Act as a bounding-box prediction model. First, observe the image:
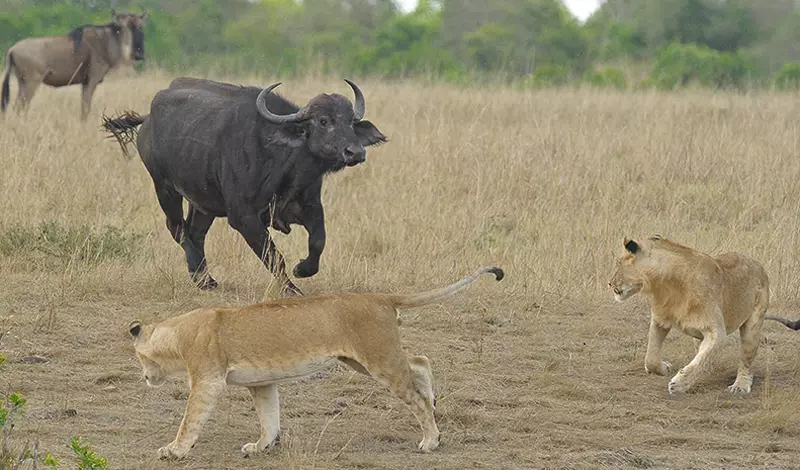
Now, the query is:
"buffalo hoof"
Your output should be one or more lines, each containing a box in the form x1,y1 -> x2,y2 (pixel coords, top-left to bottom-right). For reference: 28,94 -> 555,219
293,259 -> 319,278
192,273 -> 218,291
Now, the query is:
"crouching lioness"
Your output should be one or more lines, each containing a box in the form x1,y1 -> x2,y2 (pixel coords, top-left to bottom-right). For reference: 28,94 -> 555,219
129,266 -> 504,460
608,235 -> 784,395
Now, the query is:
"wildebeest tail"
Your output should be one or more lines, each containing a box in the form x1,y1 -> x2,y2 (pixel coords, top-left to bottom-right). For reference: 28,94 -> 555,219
101,111 -> 146,158
765,313 -> 800,330
389,266 -> 504,310
2,52 -> 13,113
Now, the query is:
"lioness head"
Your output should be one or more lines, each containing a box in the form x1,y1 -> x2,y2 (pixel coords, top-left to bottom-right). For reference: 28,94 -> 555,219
608,236 -> 662,302
128,320 -> 167,387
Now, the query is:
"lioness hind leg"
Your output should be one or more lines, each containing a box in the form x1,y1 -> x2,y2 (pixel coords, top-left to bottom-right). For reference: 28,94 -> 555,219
729,306 -> 766,394
367,354 -> 439,452
242,384 -> 280,456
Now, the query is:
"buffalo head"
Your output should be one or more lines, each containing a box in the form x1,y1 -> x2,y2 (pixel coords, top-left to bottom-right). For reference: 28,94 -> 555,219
256,80 -> 386,168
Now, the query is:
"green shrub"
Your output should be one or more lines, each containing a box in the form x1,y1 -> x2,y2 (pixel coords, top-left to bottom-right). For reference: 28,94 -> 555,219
773,63 -> 800,90
516,65 -> 570,88
651,42 -> 752,90
585,67 -> 628,89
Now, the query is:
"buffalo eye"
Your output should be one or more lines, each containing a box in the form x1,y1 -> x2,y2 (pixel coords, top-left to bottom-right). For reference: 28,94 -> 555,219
319,117 -> 329,126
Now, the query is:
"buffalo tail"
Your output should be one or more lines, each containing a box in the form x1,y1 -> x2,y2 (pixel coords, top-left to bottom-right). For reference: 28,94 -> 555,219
101,111 -> 146,158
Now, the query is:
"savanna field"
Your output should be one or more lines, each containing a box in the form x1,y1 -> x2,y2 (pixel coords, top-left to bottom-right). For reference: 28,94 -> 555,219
2,70 -> 800,469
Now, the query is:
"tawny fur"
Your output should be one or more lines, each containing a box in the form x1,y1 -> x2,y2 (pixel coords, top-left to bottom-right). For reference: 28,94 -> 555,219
129,266 -> 503,460
608,235 -> 770,395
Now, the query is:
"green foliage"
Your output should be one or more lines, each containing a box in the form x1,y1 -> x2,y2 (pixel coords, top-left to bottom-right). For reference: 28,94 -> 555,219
585,67 -> 628,89
2,0 -> 800,89
651,42 -> 752,89
71,437 -> 109,470
0,354 -> 5,367
773,63 -> 800,90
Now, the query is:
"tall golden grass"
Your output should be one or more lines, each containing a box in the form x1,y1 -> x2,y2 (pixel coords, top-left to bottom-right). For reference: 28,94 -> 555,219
1,70 -> 800,468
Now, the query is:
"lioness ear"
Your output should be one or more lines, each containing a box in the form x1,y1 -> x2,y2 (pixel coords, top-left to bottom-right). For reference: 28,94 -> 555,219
624,238 -> 640,254
129,320 -> 142,338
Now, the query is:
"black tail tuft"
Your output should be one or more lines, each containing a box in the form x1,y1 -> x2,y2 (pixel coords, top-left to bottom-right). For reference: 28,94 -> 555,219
2,53 -> 12,113
489,267 -> 504,281
101,111 -> 145,158
765,314 -> 800,331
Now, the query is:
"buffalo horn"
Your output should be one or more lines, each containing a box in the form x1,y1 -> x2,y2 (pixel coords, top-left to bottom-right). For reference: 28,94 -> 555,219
256,83 -> 309,124
344,79 -> 365,121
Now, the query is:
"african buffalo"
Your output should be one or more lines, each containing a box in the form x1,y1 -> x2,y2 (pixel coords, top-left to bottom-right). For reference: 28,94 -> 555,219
102,78 -> 386,295
2,10 -> 147,120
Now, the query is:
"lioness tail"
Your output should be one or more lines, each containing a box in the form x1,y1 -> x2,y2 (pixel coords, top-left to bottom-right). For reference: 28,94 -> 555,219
390,266 -> 504,309
765,314 -> 800,331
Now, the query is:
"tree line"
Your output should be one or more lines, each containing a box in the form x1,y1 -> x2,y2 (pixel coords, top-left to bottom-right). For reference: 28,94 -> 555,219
3,0 -> 800,90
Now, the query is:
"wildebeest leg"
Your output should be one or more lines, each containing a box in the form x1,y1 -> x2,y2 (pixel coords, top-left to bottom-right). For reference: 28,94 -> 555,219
81,67 -> 106,121
16,75 -> 42,112
228,213 -> 302,296
294,202 -> 325,278
183,204 -> 217,290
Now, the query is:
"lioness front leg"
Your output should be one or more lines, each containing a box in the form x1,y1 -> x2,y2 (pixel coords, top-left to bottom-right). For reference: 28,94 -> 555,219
242,384 -> 281,456
644,318 -> 671,376
158,377 -> 225,460
668,326 -> 723,394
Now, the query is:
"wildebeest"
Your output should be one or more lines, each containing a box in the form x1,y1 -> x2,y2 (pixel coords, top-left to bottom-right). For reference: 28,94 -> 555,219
1,10 -> 147,120
102,78 -> 386,295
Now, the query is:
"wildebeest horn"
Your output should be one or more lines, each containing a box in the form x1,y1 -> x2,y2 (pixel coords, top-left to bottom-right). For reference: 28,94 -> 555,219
256,83 -> 308,124
344,79 -> 365,121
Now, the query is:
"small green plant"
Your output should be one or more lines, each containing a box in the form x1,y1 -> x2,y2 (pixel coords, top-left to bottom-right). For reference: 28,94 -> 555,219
0,354 -> 6,367
773,62 -> 800,90
70,436 -> 109,470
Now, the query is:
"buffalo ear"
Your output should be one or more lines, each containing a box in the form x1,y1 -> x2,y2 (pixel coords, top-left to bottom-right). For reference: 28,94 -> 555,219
274,123 -> 307,148
129,320 -> 142,338
354,120 -> 387,147
623,238 -> 640,254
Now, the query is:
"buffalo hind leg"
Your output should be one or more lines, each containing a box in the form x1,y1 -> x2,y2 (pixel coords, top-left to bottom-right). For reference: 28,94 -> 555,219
228,212 -> 301,296
183,204 -> 217,290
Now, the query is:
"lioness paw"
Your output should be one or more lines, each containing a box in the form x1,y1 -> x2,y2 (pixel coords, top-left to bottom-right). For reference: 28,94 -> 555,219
241,443 -> 259,456
668,373 -> 691,395
646,360 -> 672,376
157,444 -> 185,460
418,435 -> 440,453
728,375 -> 753,394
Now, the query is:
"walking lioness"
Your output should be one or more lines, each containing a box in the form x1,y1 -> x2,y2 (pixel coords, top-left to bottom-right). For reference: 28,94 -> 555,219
608,235 -> 780,395
128,266 -> 504,460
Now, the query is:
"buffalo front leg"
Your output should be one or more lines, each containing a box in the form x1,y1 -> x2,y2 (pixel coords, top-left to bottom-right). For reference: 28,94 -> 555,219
158,377 -> 225,460
183,204 -> 217,290
242,384 -> 281,456
294,202 -> 325,278
228,213 -> 302,296
644,317 -> 671,376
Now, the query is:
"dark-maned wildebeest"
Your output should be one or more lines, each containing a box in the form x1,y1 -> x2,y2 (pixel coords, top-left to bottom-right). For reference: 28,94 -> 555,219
1,10 -> 147,121
102,78 -> 386,296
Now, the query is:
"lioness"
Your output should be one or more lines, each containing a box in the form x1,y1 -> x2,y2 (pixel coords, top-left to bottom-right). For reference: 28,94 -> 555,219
129,266 -> 504,460
607,235 -> 784,394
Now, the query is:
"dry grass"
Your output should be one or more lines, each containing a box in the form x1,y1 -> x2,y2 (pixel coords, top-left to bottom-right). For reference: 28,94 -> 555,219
2,70 -> 800,469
